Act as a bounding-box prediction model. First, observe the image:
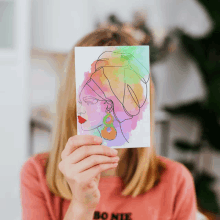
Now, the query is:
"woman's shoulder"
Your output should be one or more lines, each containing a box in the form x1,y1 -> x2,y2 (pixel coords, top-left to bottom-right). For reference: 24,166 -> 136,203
20,152 -> 50,181
22,151 -> 49,168
156,155 -> 194,186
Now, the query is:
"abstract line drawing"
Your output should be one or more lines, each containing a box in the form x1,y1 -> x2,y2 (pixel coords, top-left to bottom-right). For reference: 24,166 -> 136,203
76,47 -> 150,147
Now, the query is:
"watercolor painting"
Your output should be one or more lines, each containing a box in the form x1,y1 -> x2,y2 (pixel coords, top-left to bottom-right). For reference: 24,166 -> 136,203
75,46 -> 150,149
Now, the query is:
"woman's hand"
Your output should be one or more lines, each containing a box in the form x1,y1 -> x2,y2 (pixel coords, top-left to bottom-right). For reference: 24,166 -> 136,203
58,135 -> 119,209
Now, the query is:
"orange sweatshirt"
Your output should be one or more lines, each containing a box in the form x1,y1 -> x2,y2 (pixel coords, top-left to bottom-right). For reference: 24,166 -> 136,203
20,152 -> 197,220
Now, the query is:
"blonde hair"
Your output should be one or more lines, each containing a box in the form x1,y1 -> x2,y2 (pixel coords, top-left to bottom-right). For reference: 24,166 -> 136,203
45,28 -> 166,200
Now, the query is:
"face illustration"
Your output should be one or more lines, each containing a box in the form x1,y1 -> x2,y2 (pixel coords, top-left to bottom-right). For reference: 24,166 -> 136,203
77,84 -> 110,131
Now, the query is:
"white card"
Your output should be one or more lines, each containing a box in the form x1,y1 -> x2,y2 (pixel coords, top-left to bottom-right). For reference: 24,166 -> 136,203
75,46 -> 150,149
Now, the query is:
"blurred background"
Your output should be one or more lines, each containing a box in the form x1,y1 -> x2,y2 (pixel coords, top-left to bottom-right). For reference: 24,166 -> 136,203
0,0 -> 220,219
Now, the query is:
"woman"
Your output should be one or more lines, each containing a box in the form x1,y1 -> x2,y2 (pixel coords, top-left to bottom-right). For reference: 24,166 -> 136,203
77,49 -> 149,147
20,28 -> 197,220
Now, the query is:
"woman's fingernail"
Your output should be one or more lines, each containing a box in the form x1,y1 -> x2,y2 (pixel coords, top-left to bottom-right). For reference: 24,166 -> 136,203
112,149 -> 118,155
